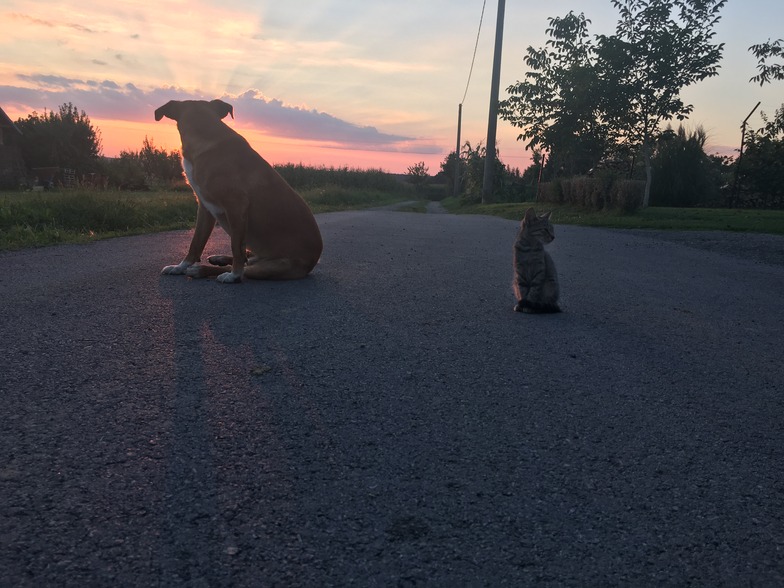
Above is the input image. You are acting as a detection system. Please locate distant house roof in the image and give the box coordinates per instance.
[0,107,22,135]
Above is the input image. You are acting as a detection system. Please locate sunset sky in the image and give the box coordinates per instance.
[1,0,782,174]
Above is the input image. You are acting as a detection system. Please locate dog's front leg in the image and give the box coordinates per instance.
[162,205,216,275]
[216,206,248,284]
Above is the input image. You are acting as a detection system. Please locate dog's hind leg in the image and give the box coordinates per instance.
[207,254,233,266]
[185,263,231,279]
[207,251,254,267]
[243,258,311,280]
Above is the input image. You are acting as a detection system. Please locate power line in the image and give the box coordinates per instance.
[454,0,488,198]
[461,0,487,105]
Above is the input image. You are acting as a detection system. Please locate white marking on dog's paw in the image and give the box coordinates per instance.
[217,271,242,284]
[161,260,193,275]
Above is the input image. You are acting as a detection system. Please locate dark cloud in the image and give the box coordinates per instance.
[10,13,96,33]
[0,79,441,154]
[231,90,412,147]
[16,74,82,88]
[68,23,96,34]
[10,13,55,27]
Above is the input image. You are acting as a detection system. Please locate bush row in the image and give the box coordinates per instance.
[275,164,404,193]
[538,176,644,213]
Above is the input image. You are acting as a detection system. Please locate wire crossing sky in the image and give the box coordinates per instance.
[461,0,488,106]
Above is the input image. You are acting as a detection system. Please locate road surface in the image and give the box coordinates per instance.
[2,209,783,586]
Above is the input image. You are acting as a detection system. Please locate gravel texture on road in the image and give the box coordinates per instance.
[1,210,783,586]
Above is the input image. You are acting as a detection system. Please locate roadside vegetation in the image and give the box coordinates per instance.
[441,197,784,235]
[2,2,782,250]
[4,181,783,253]
[0,181,413,251]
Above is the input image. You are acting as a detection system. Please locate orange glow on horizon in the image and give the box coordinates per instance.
[95,117,452,174]
[3,107,529,176]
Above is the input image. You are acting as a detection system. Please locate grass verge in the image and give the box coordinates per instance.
[0,187,414,251]
[4,188,783,252]
[442,198,784,235]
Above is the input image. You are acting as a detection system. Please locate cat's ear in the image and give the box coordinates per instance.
[523,207,536,223]
[541,211,552,220]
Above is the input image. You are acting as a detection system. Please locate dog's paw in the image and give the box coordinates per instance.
[161,261,192,275]
[217,271,242,284]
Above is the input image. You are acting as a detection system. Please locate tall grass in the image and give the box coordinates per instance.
[0,164,417,250]
[275,164,405,192]
[300,185,410,211]
[0,191,197,250]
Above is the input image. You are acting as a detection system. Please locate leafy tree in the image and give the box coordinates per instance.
[105,136,183,190]
[136,136,183,185]
[15,103,102,175]
[441,142,522,203]
[439,150,465,196]
[499,12,610,178]
[502,1,727,208]
[738,37,784,208]
[595,0,727,207]
[406,161,429,187]
[459,141,506,204]
[749,38,784,86]
[737,105,784,207]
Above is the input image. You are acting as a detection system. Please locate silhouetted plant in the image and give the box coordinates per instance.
[650,125,721,207]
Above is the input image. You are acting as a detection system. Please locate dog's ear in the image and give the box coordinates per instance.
[209,99,234,120]
[154,101,182,122]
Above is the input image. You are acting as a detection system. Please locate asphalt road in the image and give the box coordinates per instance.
[1,209,783,586]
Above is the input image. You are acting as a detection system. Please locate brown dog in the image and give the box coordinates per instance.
[155,99,323,282]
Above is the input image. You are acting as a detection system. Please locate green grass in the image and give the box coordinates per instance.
[442,197,784,235]
[300,186,411,212]
[0,187,415,251]
[0,190,198,250]
[4,187,784,252]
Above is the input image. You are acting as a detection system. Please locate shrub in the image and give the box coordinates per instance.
[537,176,642,212]
[610,180,645,213]
[650,125,721,207]
[537,181,562,204]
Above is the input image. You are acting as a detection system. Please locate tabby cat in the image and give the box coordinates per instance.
[513,208,561,313]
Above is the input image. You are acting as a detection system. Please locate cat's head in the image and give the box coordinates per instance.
[521,207,554,243]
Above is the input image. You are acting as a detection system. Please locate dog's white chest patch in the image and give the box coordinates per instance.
[182,158,224,218]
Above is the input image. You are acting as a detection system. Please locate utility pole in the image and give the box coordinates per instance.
[481,0,506,204]
[453,103,462,197]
